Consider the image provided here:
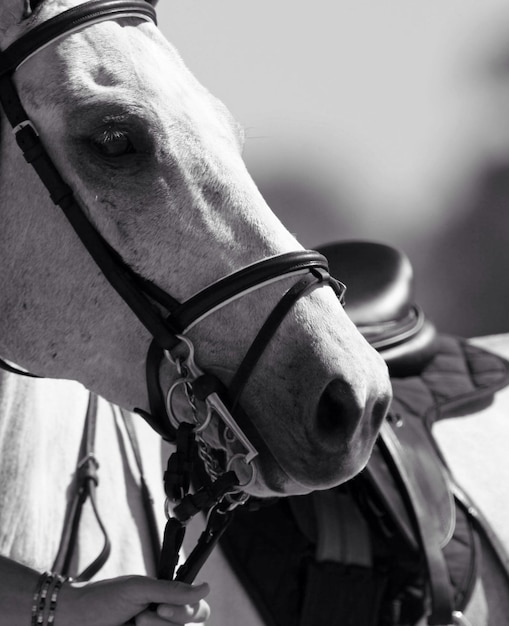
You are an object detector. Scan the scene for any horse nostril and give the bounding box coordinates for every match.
[316,379,360,436]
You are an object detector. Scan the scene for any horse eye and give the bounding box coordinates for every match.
[92,130,134,158]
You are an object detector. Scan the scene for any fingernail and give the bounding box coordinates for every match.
[194,582,210,595]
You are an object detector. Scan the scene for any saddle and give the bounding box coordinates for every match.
[319,240,438,376]
[220,241,509,626]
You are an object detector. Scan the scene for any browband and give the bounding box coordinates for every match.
[0,0,157,76]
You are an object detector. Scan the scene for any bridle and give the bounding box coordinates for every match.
[0,0,346,583]
[0,0,346,585]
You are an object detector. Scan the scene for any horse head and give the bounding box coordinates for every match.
[0,0,391,498]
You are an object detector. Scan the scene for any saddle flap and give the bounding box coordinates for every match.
[363,418,455,552]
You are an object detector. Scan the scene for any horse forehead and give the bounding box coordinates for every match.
[17,20,239,147]
[66,20,179,86]
[21,19,177,100]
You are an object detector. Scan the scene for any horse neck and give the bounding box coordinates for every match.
[0,370,89,569]
[0,370,168,577]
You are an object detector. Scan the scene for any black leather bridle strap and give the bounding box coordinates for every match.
[170,251,339,332]
[0,75,181,348]
[0,2,183,350]
[0,0,157,76]
[228,272,329,412]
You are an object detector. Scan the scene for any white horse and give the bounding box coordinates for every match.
[0,1,391,624]
[2,2,509,626]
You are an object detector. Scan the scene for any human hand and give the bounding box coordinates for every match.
[58,575,210,625]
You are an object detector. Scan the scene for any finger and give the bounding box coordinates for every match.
[134,610,171,626]
[125,577,210,607]
[135,601,210,625]
[157,599,210,624]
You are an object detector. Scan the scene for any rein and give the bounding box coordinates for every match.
[0,0,346,583]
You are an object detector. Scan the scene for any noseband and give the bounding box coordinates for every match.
[0,0,346,582]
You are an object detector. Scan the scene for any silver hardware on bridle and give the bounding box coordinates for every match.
[164,335,258,494]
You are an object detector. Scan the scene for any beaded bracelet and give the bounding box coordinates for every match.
[31,571,68,626]
[31,572,52,626]
[47,574,66,625]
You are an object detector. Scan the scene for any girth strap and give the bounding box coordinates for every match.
[297,491,384,626]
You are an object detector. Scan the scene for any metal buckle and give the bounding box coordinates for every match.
[452,611,473,626]
[12,119,39,137]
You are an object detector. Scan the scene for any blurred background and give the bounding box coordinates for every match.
[160,1,509,337]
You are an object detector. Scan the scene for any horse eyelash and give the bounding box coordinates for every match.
[96,128,128,144]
